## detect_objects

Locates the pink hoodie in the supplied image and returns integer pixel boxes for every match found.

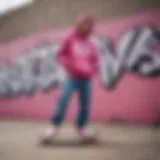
[57,14,98,79]
[57,30,98,79]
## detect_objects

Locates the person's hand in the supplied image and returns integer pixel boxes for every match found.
[75,61,93,76]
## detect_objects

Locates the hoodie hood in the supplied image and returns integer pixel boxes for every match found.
[75,13,94,38]
[76,13,94,25]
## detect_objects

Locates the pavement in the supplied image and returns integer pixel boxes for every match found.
[0,120,159,160]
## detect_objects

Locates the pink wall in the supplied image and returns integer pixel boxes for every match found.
[0,10,160,124]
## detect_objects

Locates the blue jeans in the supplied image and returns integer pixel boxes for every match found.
[51,77,91,128]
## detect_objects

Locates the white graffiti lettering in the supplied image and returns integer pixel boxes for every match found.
[0,25,159,97]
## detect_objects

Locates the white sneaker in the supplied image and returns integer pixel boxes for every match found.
[77,128,97,142]
[40,128,57,145]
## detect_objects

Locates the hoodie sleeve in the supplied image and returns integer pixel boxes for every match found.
[91,45,99,73]
[57,36,72,69]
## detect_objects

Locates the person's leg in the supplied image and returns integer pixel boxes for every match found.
[51,77,76,126]
[76,80,96,141]
[76,79,91,129]
[41,77,76,143]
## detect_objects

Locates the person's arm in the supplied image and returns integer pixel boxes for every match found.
[57,36,72,69]
[91,46,99,74]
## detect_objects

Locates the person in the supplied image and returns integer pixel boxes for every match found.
[41,13,99,143]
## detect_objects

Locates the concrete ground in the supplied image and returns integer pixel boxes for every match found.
[0,120,159,160]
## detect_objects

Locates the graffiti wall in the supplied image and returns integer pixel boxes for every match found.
[0,10,160,123]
